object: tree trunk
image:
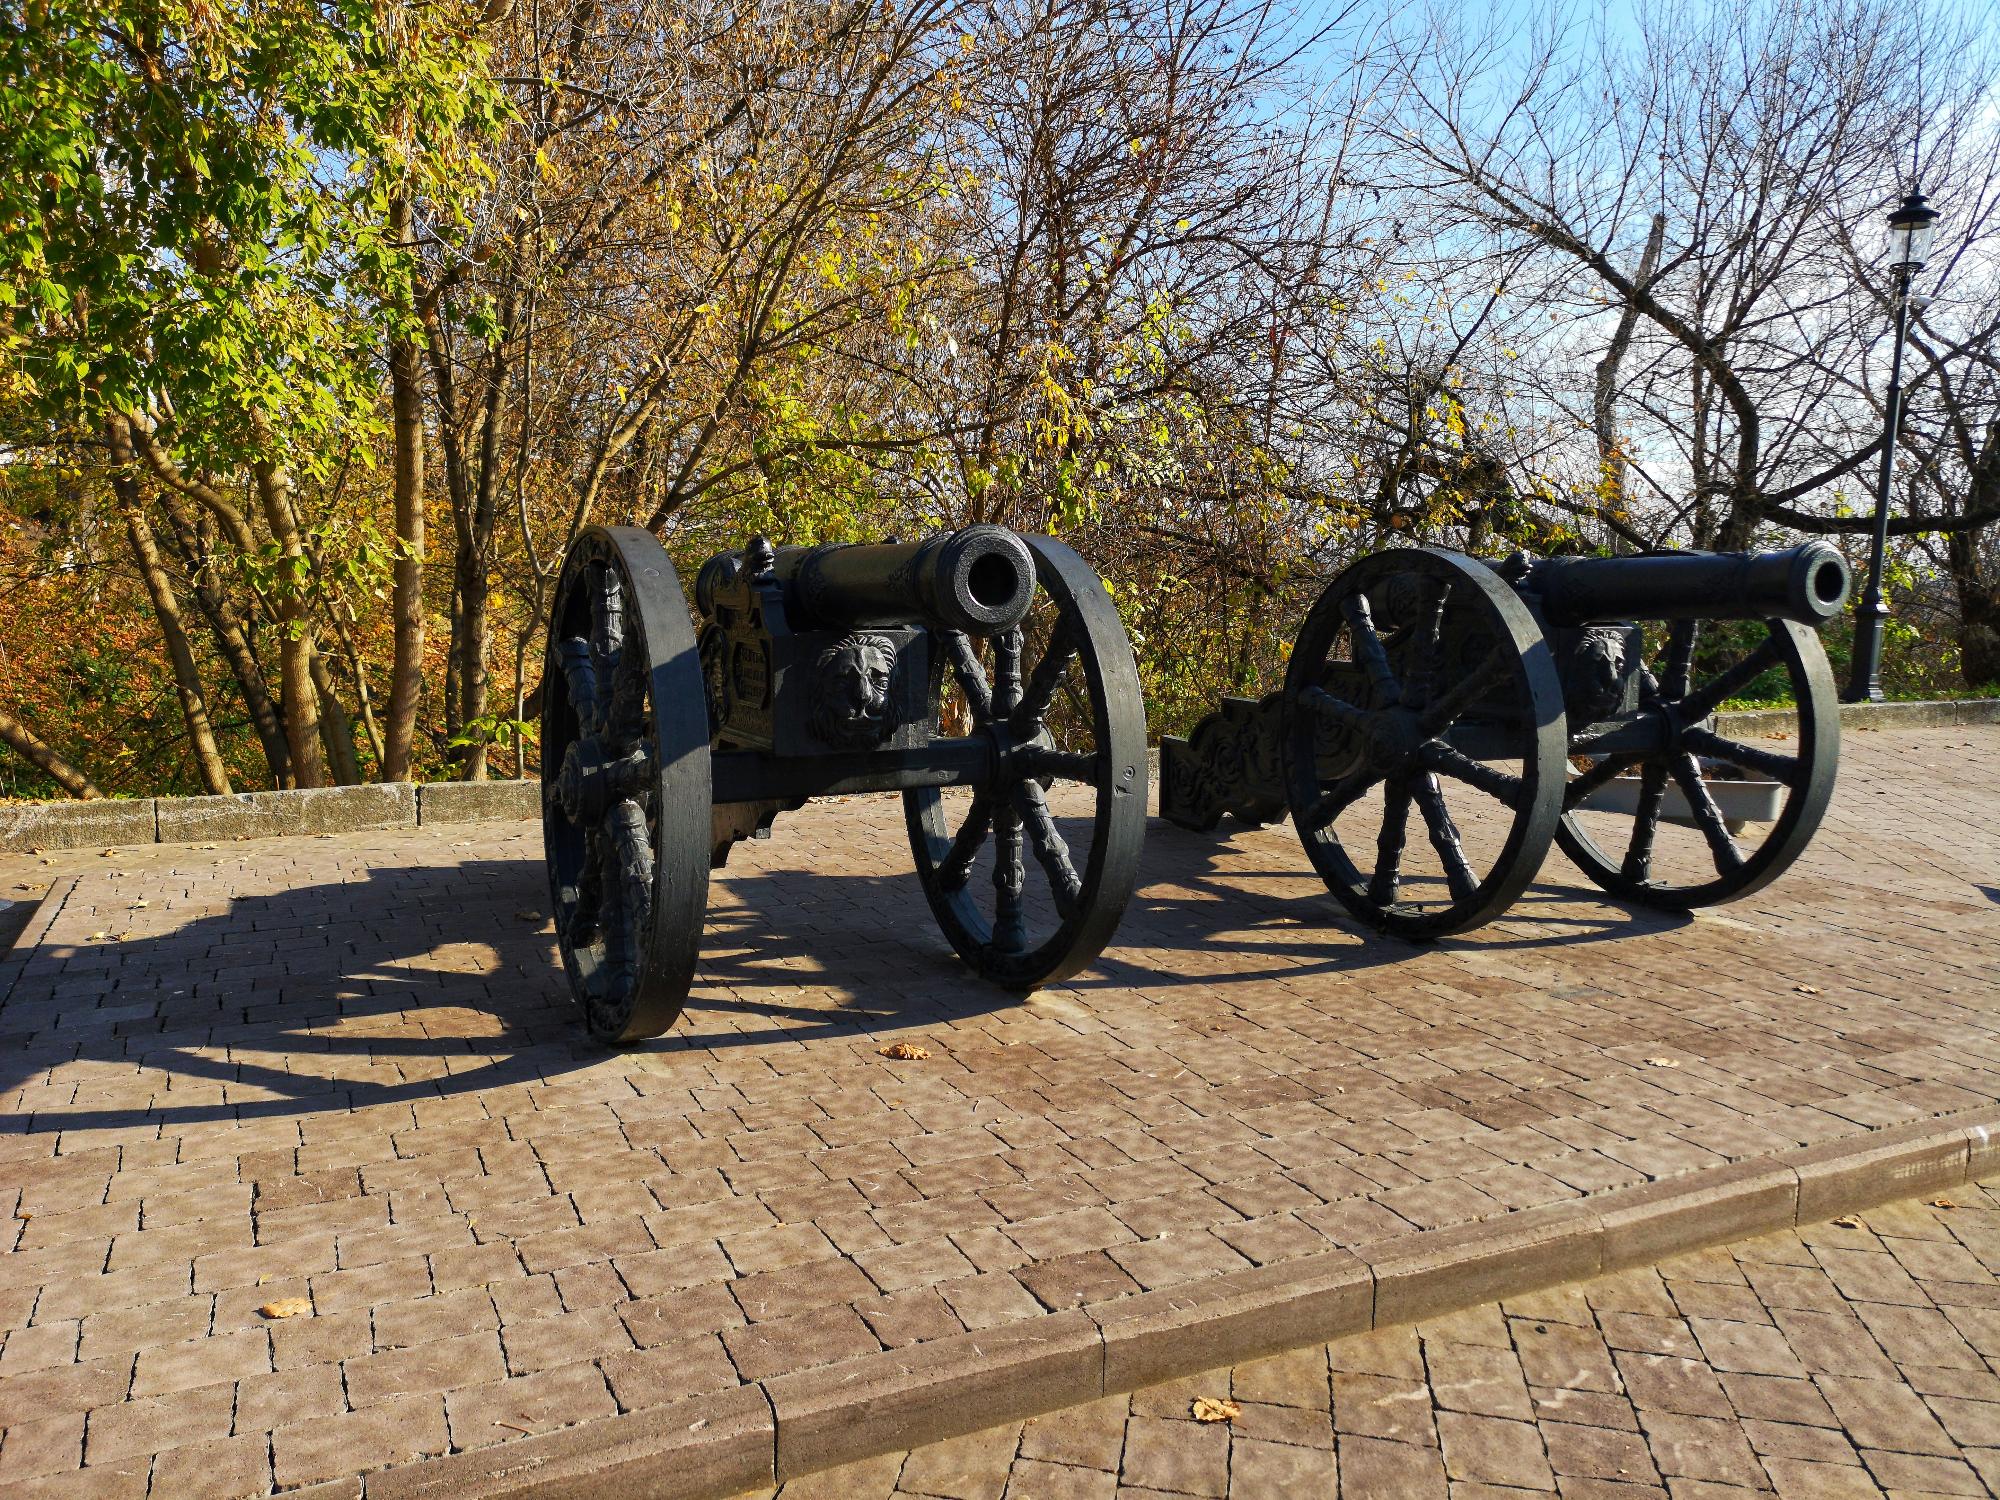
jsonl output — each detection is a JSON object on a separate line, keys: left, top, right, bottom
{"left": 1593, "top": 213, "right": 1666, "bottom": 540}
{"left": 247, "top": 414, "right": 328, "bottom": 788}
{"left": 124, "top": 509, "right": 234, "bottom": 796}
{"left": 106, "top": 418, "right": 233, "bottom": 794}
{"left": 0, "top": 707, "right": 101, "bottom": 799}
{"left": 1951, "top": 422, "right": 2000, "bottom": 690}
{"left": 384, "top": 193, "right": 427, "bottom": 783}
{"left": 453, "top": 550, "right": 492, "bottom": 780}
{"left": 308, "top": 646, "right": 362, "bottom": 784}
{"left": 153, "top": 487, "right": 293, "bottom": 788}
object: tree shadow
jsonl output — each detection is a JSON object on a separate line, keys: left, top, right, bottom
{"left": 0, "top": 860, "right": 599, "bottom": 1134}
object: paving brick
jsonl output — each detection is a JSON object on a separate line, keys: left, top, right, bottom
{"left": 3, "top": 733, "right": 1998, "bottom": 1497}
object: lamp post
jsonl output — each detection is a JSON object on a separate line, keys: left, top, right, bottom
{"left": 1845, "top": 189, "right": 1940, "bottom": 703}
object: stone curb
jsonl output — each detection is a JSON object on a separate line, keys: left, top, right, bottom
{"left": 0, "top": 780, "right": 539, "bottom": 852}
{"left": 326, "top": 1105, "right": 2000, "bottom": 1499}
{"left": 2, "top": 697, "right": 1992, "bottom": 854}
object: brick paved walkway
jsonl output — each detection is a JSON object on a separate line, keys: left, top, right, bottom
{"left": 740, "top": 1182, "right": 2000, "bottom": 1499}
{"left": 0, "top": 725, "right": 1995, "bottom": 1496}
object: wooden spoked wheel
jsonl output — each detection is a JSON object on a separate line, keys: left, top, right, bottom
{"left": 541, "top": 526, "right": 711, "bottom": 1044}
{"left": 1279, "top": 548, "right": 1568, "bottom": 940}
{"left": 905, "top": 535, "right": 1147, "bottom": 988}
{"left": 1557, "top": 618, "right": 1839, "bottom": 909}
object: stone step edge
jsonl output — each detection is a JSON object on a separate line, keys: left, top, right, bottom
{"left": 332, "top": 1106, "right": 2000, "bottom": 1500}
{"left": 5, "top": 697, "right": 1996, "bottom": 854}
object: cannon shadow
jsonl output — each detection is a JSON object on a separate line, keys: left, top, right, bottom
{"left": 0, "top": 814, "right": 1698, "bottom": 1136}
{"left": 1074, "top": 817, "right": 1695, "bottom": 991}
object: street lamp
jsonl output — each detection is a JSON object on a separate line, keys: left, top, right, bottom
{"left": 1845, "top": 189, "right": 1940, "bottom": 702}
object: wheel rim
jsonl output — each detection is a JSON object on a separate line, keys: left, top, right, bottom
{"left": 905, "top": 534, "right": 1147, "bottom": 988}
{"left": 1280, "top": 548, "right": 1567, "bottom": 940}
{"left": 542, "top": 526, "right": 710, "bottom": 1043}
{"left": 1557, "top": 617, "right": 1838, "bottom": 909}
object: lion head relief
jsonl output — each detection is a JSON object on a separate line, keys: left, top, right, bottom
{"left": 809, "top": 632, "right": 899, "bottom": 749}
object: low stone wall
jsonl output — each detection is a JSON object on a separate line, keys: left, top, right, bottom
{"left": 0, "top": 778, "right": 537, "bottom": 852}
{"left": 1, "top": 695, "right": 1995, "bottom": 853}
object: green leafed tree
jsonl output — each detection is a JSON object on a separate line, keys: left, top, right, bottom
{"left": 0, "top": 0, "right": 504, "bottom": 789}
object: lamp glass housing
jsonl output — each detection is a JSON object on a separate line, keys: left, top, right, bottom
{"left": 1887, "top": 193, "right": 1939, "bottom": 271}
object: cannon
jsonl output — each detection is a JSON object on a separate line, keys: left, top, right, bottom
{"left": 1160, "top": 542, "right": 1851, "bottom": 939}
{"left": 542, "top": 524, "right": 1147, "bottom": 1042}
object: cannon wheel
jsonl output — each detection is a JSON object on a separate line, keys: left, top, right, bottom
{"left": 904, "top": 535, "right": 1147, "bottom": 989}
{"left": 542, "top": 526, "right": 711, "bottom": 1044}
{"left": 1279, "top": 548, "right": 1568, "bottom": 940}
{"left": 1557, "top": 618, "right": 1839, "bottom": 909}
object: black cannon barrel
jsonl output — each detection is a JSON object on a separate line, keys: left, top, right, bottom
{"left": 697, "top": 524, "right": 1036, "bottom": 637}
{"left": 1520, "top": 541, "right": 1851, "bottom": 628}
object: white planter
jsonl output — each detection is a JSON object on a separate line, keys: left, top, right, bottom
{"left": 1576, "top": 773, "right": 1784, "bottom": 835}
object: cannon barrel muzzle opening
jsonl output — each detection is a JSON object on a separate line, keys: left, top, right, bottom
{"left": 1523, "top": 541, "right": 1851, "bottom": 627}
{"left": 697, "top": 524, "right": 1037, "bottom": 637}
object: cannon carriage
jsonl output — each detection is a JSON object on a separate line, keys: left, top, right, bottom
{"left": 1160, "top": 542, "right": 1852, "bottom": 938}
{"left": 542, "top": 523, "right": 1147, "bottom": 1042}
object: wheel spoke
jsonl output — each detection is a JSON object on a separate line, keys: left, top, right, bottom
{"left": 590, "top": 568, "right": 625, "bottom": 735}
{"left": 558, "top": 636, "right": 598, "bottom": 739}
{"left": 1418, "top": 643, "right": 1506, "bottom": 735}
{"left": 991, "top": 803, "right": 1027, "bottom": 953}
{"left": 1563, "top": 752, "right": 1645, "bottom": 811}
{"left": 939, "top": 631, "right": 995, "bottom": 725}
{"left": 567, "top": 824, "right": 607, "bottom": 945}
{"left": 1682, "top": 726, "right": 1802, "bottom": 787}
{"left": 1679, "top": 635, "right": 1783, "bottom": 723}
{"left": 1018, "top": 746, "right": 1098, "bottom": 783}
{"left": 1341, "top": 593, "right": 1402, "bottom": 706}
{"left": 1298, "top": 769, "right": 1378, "bottom": 834}
{"left": 1011, "top": 617, "right": 1078, "bottom": 736}
{"left": 603, "top": 635, "right": 649, "bottom": 751}
{"left": 1298, "top": 685, "right": 1369, "bottom": 732}
{"left": 1411, "top": 773, "right": 1480, "bottom": 905}
{"left": 594, "top": 799, "right": 652, "bottom": 1005}
{"left": 1423, "top": 741, "right": 1523, "bottom": 807}
{"left": 1621, "top": 760, "right": 1671, "bottom": 883}
{"left": 992, "top": 624, "right": 1024, "bottom": 716}
{"left": 1369, "top": 777, "right": 1411, "bottom": 907}
{"left": 1670, "top": 753, "right": 1745, "bottom": 874}
{"left": 937, "top": 790, "right": 992, "bottom": 892}
{"left": 1015, "top": 780, "right": 1082, "bottom": 919}
{"left": 1662, "top": 620, "right": 1700, "bottom": 701}
{"left": 1408, "top": 582, "right": 1451, "bottom": 709}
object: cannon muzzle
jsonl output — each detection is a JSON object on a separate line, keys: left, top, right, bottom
{"left": 698, "top": 524, "right": 1036, "bottom": 637}
{"left": 1521, "top": 541, "right": 1850, "bottom": 628}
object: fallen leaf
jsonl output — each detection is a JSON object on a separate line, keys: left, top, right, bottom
{"left": 100, "top": 849, "right": 116, "bottom": 857}
{"left": 515, "top": 910, "right": 542, "bottom": 922}
{"left": 1644, "top": 1057, "right": 1679, "bottom": 1068}
{"left": 1831, "top": 1214, "right": 1862, "bottom": 1229}
{"left": 258, "top": 1297, "right": 313, "bottom": 1320}
{"left": 1191, "top": 1397, "right": 1240, "bottom": 1423}
{"left": 86, "top": 931, "right": 110, "bottom": 941}
{"left": 1793, "top": 984, "right": 1820, "bottom": 995}
{"left": 877, "top": 1042, "right": 931, "bottom": 1061}
{"left": 1932, "top": 1197, "right": 1958, "bottom": 1210}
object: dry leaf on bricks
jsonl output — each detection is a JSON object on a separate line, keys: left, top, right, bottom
{"left": 258, "top": 1297, "right": 313, "bottom": 1320}
{"left": 877, "top": 1042, "right": 932, "bottom": 1061}
{"left": 1191, "top": 1398, "right": 1240, "bottom": 1423}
